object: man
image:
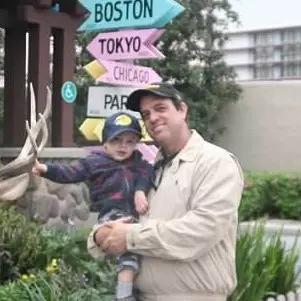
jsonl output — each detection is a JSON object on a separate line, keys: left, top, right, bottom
{"left": 87, "top": 82, "right": 244, "bottom": 301}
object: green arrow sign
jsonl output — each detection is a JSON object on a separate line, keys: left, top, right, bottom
{"left": 77, "top": 0, "right": 185, "bottom": 32}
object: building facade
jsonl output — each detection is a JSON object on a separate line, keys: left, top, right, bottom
{"left": 218, "top": 10, "right": 301, "bottom": 171}
{"left": 224, "top": 26, "right": 301, "bottom": 81}
{"left": 215, "top": 81, "right": 301, "bottom": 172}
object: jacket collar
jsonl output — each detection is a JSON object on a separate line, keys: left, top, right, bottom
{"left": 155, "top": 130, "right": 204, "bottom": 166}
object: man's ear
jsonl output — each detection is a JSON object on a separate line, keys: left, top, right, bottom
{"left": 180, "top": 102, "right": 188, "bottom": 114}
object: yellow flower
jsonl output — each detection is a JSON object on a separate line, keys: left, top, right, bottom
{"left": 46, "top": 258, "right": 59, "bottom": 273}
{"left": 29, "top": 274, "right": 36, "bottom": 281}
{"left": 21, "top": 274, "right": 29, "bottom": 281}
{"left": 46, "top": 265, "right": 55, "bottom": 273}
{"left": 51, "top": 258, "right": 58, "bottom": 267}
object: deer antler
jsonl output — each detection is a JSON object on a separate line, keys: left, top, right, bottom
{"left": 0, "top": 84, "right": 51, "bottom": 179}
{"left": 19, "top": 84, "right": 51, "bottom": 157}
{"left": 0, "top": 83, "right": 51, "bottom": 201}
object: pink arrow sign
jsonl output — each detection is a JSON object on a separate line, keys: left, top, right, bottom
{"left": 97, "top": 60, "right": 162, "bottom": 87}
{"left": 87, "top": 29, "right": 165, "bottom": 61}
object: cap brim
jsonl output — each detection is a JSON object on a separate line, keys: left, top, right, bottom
{"left": 105, "top": 129, "right": 142, "bottom": 142}
{"left": 126, "top": 89, "right": 169, "bottom": 112}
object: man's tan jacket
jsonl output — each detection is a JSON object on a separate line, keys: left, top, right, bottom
{"left": 87, "top": 130, "right": 244, "bottom": 301}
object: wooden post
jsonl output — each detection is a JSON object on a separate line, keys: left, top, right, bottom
{"left": 3, "top": 27, "right": 27, "bottom": 146}
{"left": 27, "top": 23, "right": 51, "bottom": 119}
{"left": 52, "top": 27, "right": 76, "bottom": 146}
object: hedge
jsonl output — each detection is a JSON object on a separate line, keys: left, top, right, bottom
{"left": 239, "top": 172, "right": 301, "bottom": 221}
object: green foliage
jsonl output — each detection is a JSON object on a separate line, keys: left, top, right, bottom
{"left": 0, "top": 206, "right": 299, "bottom": 301}
{"left": 0, "top": 205, "right": 48, "bottom": 282}
{"left": 38, "top": 227, "right": 117, "bottom": 291}
{"left": 0, "top": 268, "right": 114, "bottom": 301}
{"left": 239, "top": 172, "right": 301, "bottom": 221}
{"left": 0, "top": 205, "right": 116, "bottom": 290}
{"left": 228, "top": 221, "right": 300, "bottom": 301}
{"left": 75, "top": 0, "right": 242, "bottom": 142}
{"left": 0, "top": 205, "right": 116, "bottom": 298}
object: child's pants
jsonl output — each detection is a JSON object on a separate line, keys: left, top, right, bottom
{"left": 98, "top": 209, "right": 140, "bottom": 273}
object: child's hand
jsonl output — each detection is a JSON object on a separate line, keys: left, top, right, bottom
{"left": 32, "top": 162, "right": 47, "bottom": 176}
{"left": 134, "top": 190, "right": 149, "bottom": 215}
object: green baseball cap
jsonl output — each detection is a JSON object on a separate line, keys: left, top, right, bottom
{"left": 126, "top": 82, "right": 183, "bottom": 112}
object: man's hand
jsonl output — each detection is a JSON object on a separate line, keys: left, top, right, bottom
{"left": 134, "top": 190, "right": 149, "bottom": 214}
{"left": 94, "top": 225, "right": 112, "bottom": 246}
{"left": 102, "top": 219, "right": 132, "bottom": 255}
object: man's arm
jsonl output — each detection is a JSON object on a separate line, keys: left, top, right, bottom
{"left": 126, "top": 154, "right": 244, "bottom": 262}
{"left": 87, "top": 224, "right": 106, "bottom": 260}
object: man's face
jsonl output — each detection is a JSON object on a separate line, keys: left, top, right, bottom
{"left": 103, "top": 132, "right": 139, "bottom": 161}
{"left": 139, "top": 95, "right": 187, "bottom": 145}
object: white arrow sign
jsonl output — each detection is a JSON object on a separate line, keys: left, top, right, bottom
{"left": 87, "top": 86, "right": 141, "bottom": 118}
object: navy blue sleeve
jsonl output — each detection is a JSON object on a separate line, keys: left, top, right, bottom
{"left": 43, "top": 156, "right": 95, "bottom": 183}
{"left": 135, "top": 160, "right": 154, "bottom": 193}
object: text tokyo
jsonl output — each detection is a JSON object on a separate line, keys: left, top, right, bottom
{"left": 98, "top": 36, "right": 141, "bottom": 54}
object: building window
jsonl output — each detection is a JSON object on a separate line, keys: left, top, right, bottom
{"left": 283, "top": 63, "right": 301, "bottom": 78}
{"left": 282, "top": 29, "right": 301, "bottom": 44}
{"left": 252, "top": 29, "right": 301, "bottom": 80}
{"left": 282, "top": 44, "right": 301, "bottom": 62}
{"left": 254, "top": 47, "right": 274, "bottom": 63}
{"left": 255, "top": 32, "right": 274, "bottom": 46}
{"left": 254, "top": 64, "right": 274, "bottom": 79}
{"left": 223, "top": 27, "right": 301, "bottom": 81}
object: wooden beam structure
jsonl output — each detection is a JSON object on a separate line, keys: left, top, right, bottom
{"left": 0, "top": 0, "right": 86, "bottom": 147}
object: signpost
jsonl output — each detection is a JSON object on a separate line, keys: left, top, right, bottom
{"left": 78, "top": 0, "right": 185, "bottom": 32}
{"left": 96, "top": 60, "right": 162, "bottom": 86}
{"left": 86, "top": 29, "right": 165, "bottom": 61}
{"left": 87, "top": 86, "right": 141, "bottom": 118}
{"left": 79, "top": 118, "right": 103, "bottom": 141}
{"left": 77, "top": 0, "right": 185, "bottom": 143}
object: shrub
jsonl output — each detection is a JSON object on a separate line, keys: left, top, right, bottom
{"left": 0, "top": 205, "right": 116, "bottom": 291}
{"left": 0, "top": 205, "right": 48, "bottom": 282}
{"left": 228, "top": 220, "right": 300, "bottom": 301}
{"left": 39, "top": 227, "right": 117, "bottom": 291}
{"left": 0, "top": 269, "right": 114, "bottom": 301}
{"left": 239, "top": 172, "right": 301, "bottom": 221}
{"left": 1, "top": 200, "right": 300, "bottom": 300}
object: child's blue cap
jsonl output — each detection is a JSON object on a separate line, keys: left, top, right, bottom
{"left": 102, "top": 112, "right": 142, "bottom": 143}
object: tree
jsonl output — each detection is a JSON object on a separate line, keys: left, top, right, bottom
{"left": 73, "top": 32, "right": 98, "bottom": 144}
{"left": 75, "top": 0, "right": 242, "bottom": 142}
{"left": 139, "top": 0, "right": 242, "bottom": 141}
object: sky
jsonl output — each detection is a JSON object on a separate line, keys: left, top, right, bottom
{"left": 228, "top": 0, "right": 301, "bottom": 32}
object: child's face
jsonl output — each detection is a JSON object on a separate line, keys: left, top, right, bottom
{"left": 103, "top": 131, "right": 140, "bottom": 161}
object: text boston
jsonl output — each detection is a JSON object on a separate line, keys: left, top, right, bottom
{"left": 94, "top": 0, "right": 153, "bottom": 22}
